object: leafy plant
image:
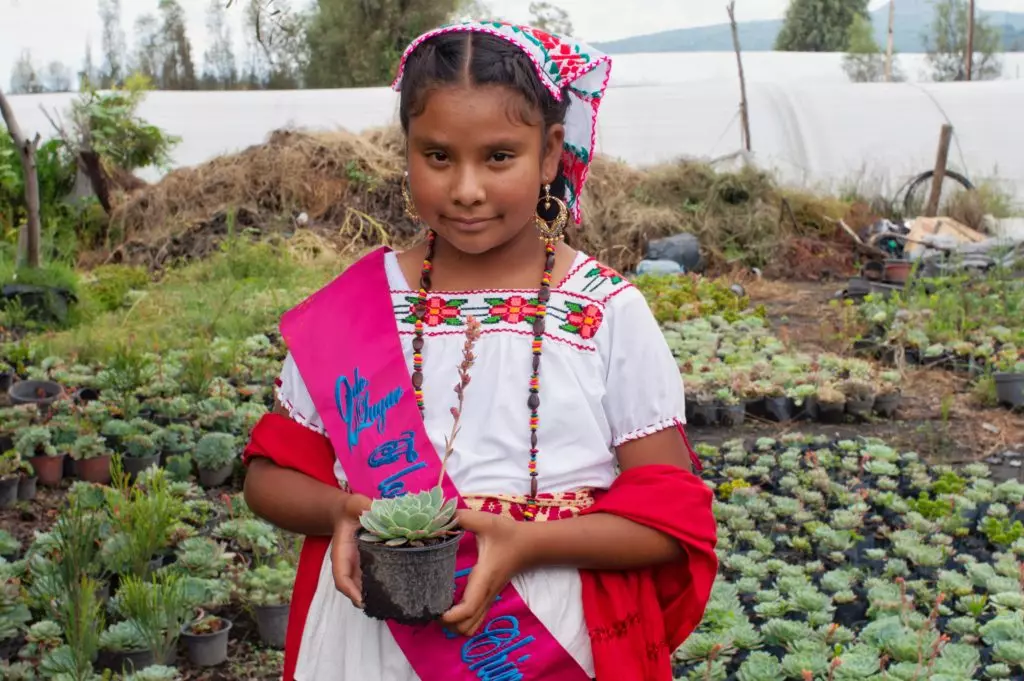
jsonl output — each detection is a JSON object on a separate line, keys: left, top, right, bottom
{"left": 358, "top": 487, "right": 459, "bottom": 548}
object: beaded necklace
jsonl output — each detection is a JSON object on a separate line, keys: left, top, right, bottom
{"left": 411, "top": 229, "right": 556, "bottom": 520}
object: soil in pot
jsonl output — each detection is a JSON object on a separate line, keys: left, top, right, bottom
{"left": 718, "top": 403, "right": 745, "bottom": 427}
{"left": 0, "top": 477, "right": 18, "bottom": 509}
{"left": 198, "top": 463, "right": 234, "bottom": 488}
{"left": 995, "top": 373, "right": 1024, "bottom": 409}
{"left": 764, "top": 396, "right": 794, "bottom": 423}
{"left": 254, "top": 603, "right": 289, "bottom": 649}
{"left": 17, "top": 475, "right": 36, "bottom": 501}
{"left": 873, "top": 392, "right": 902, "bottom": 418}
{"left": 75, "top": 455, "right": 112, "bottom": 485}
{"left": 29, "top": 454, "right": 65, "bottom": 487}
{"left": 358, "top": 531, "right": 462, "bottom": 625}
{"left": 99, "top": 648, "right": 155, "bottom": 674}
{"left": 8, "top": 379, "right": 64, "bottom": 408}
{"left": 181, "top": 619, "right": 232, "bottom": 667}
{"left": 123, "top": 454, "right": 160, "bottom": 480}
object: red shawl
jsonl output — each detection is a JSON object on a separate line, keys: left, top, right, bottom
{"left": 243, "top": 413, "right": 718, "bottom": 681}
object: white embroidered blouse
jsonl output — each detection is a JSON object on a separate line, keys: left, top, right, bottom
{"left": 277, "top": 250, "right": 687, "bottom": 680}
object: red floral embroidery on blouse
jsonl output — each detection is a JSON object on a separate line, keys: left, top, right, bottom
{"left": 484, "top": 295, "right": 539, "bottom": 324}
{"left": 406, "top": 296, "right": 466, "bottom": 327}
{"left": 561, "top": 302, "right": 604, "bottom": 340}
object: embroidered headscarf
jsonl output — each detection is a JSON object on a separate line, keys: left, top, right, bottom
{"left": 392, "top": 20, "right": 613, "bottom": 225}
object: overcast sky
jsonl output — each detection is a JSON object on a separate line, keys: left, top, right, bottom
{"left": 2, "top": 0, "right": 1024, "bottom": 90}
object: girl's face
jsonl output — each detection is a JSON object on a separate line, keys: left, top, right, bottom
{"left": 406, "top": 84, "right": 565, "bottom": 256}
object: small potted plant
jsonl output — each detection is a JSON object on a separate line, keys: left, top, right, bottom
{"left": 70, "top": 433, "right": 112, "bottom": 484}
{"left": 815, "top": 382, "right": 846, "bottom": 424}
{"left": 873, "top": 370, "right": 902, "bottom": 418}
{"left": 17, "top": 459, "right": 36, "bottom": 501}
{"left": 994, "top": 358, "right": 1024, "bottom": 410}
{"left": 121, "top": 433, "right": 160, "bottom": 479}
{"left": 715, "top": 387, "right": 745, "bottom": 427}
{"left": 841, "top": 379, "right": 876, "bottom": 419}
{"left": 15, "top": 426, "right": 64, "bottom": 487}
{"left": 356, "top": 317, "right": 478, "bottom": 624}
{"left": 98, "top": 620, "right": 154, "bottom": 674}
{"left": 194, "top": 433, "right": 237, "bottom": 488}
{"left": 180, "top": 611, "right": 232, "bottom": 667}
{"left": 238, "top": 563, "right": 295, "bottom": 649}
{"left": 0, "top": 451, "right": 21, "bottom": 509}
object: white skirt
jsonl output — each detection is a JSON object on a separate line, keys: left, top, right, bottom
{"left": 294, "top": 542, "right": 596, "bottom": 680}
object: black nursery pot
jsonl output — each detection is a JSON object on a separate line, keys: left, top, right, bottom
{"left": 690, "top": 401, "right": 718, "bottom": 427}
{"left": 764, "top": 396, "right": 794, "bottom": 423}
{"left": 873, "top": 392, "right": 901, "bottom": 418}
{"left": 817, "top": 401, "right": 846, "bottom": 424}
{"left": 717, "top": 403, "right": 745, "bottom": 427}
{"left": 995, "top": 372, "right": 1024, "bottom": 409}
{"left": 358, "top": 532, "right": 462, "bottom": 625}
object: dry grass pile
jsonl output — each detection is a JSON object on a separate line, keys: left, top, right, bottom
{"left": 102, "top": 126, "right": 857, "bottom": 277}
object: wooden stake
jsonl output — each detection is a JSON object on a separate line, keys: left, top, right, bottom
{"left": 885, "top": 0, "right": 896, "bottom": 82}
{"left": 924, "top": 124, "right": 954, "bottom": 218}
{"left": 965, "top": 0, "right": 975, "bottom": 80}
{"left": 727, "top": 1, "right": 751, "bottom": 152}
{"left": 0, "top": 85, "right": 41, "bottom": 268}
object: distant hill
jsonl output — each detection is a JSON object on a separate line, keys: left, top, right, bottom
{"left": 594, "top": 0, "right": 1024, "bottom": 54}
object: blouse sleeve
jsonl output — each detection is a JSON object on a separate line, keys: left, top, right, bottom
{"left": 599, "top": 287, "right": 687, "bottom": 447}
{"left": 275, "top": 352, "right": 327, "bottom": 436}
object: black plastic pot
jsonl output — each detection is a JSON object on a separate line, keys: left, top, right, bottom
{"left": 198, "top": 463, "right": 234, "bottom": 488}
{"left": 254, "top": 603, "right": 289, "bottom": 649}
{"left": 689, "top": 401, "right": 717, "bottom": 426}
{"left": 995, "top": 373, "right": 1024, "bottom": 409}
{"left": 745, "top": 398, "right": 768, "bottom": 420}
{"left": 0, "top": 371, "right": 13, "bottom": 392}
{"left": 873, "top": 392, "right": 902, "bottom": 418}
{"left": 817, "top": 401, "right": 846, "bottom": 424}
{"left": 181, "top": 619, "right": 232, "bottom": 667}
{"left": 1, "top": 283, "right": 76, "bottom": 324}
{"left": 73, "top": 387, "right": 101, "bottom": 403}
{"left": 846, "top": 396, "right": 875, "bottom": 419}
{"left": 0, "top": 477, "right": 17, "bottom": 509}
{"left": 797, "top": 397, "right": 818, "bottom": 421}
{"left": 17, "top": 475, "right": 36, "bottom": 501}
{"left": 718, "top": 403, "right": 745, "bottom": 427}
{"left": 8, "top": 379, "right": 64, "bottom": 408}
{"left": 764, "top": 397, "right": 794, "bottom": 423}
{"left": 99, "top": 648, "right": 155, "bottom": 674}
{"left": 358, "top": 531, "right": 462, "bottom": 625}
{"left": 123, "top": 454, "right": 160, "bottom": 480}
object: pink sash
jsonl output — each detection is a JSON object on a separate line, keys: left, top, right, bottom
{"left": 281, "top": 247, "right": 591, "bottom": 681}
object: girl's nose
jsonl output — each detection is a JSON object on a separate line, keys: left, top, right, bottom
{"left": 450, "top": 165, "right": 486, "bottom": 207}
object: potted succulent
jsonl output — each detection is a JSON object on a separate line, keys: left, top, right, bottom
{"left": 15, "top": 426, "right": 65, "bottom": 487}
{"left": 17, "top": 459, "right": 36, "bottom": 501}
{"left": 238, "top": 563, "right": 295, "bottom": 649}
{"left": 815, "top": 382, "right": 846, "bottom": 424}
{"left": 715, "top": 387, "right": 745, "bottom": 427}
{"left": 873, "top": 370, "right": 903, "bottom": 418}
{"left": 0, "top": 451, "right": 21, "bottom": 509}
{"left": 180, "top": 611, "right": 232, "bottom": 667}
{"left": 71, "top": 433, "right": 113, "bottom": 484}
{"left": 121, "top": 433, "right": 160, "bottom": 479}
{"left": 357, "top": 487, "right": 461, "bottom": 623}
{"left": 98, "top": 620, "right": 154, "bottom": 674}
{"left": 194, "top": 433, "right": 237, "bottom": 488}
{"left": 841, "top": 379, "right": 876, "bottom": 419}
{"left": 994, "top": 359, "right": 1024, "bottom": 409}
{"left": 8, "top": 378, "right": 64, "bottom": 410}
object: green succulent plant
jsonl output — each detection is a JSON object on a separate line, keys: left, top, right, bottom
{"left": 359, "top": 487, "right": 458, "bottom": 547}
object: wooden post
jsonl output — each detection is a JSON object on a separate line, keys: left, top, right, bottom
{"left": 727, "top": 1, "right": 751, "bottom": 152}
{"left": 0, "top": 85, "right": 41, "bottom": 268}
{"left": 965, "top": 0, "right": 975, "bottom": 81}
{"left": 885, "top": 0, "right": 896, "bottom": 82}
{"left": 924, "top": 124, "right": 954, "bottom": 217}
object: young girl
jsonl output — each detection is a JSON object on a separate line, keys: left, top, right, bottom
{"left": 243, "top": 19, "right": 717, "bottom": 681}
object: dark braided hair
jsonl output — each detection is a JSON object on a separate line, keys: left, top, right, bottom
{"left": 399, "top": 31, "right": 571, "bottom": 218}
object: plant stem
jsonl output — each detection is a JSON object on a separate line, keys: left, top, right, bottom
{"left": 438, "top": 315, "right": 482, "bottom": 487}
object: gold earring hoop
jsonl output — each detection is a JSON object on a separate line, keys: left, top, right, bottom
{"left": 402, "top": 171, "right": 419, "bottom": 221}
{"left": 535, "top": 183, "right": 568, "bottom": 245}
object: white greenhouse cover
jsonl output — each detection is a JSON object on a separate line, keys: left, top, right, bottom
{"left": 6, "top": 52, "right": 1024, "bottom": 217}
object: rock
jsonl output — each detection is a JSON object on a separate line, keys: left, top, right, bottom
{"left": 1004, "top": 450, "right": 1023, "bottom": 460}
{"left": 636, "top": 259, "right": 684, "bottom": 275}
{"left": 645, "top": 233, "right": 702, "bottom": 273}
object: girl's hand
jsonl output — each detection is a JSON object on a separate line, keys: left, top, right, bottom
{"left": 332, "top": 493, "right": 373, "bottom": 608}
{"left": 441, "top": 509, "right": 533, "bottom": 636}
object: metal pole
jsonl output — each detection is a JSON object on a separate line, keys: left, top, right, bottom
{"left": 885, "top": 0, "right": 895, "bottom": 82}
{"left": 965, "top": 0, "right": 975, "bottom": 81}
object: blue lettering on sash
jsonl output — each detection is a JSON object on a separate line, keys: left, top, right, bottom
{"left": 378, "top": 462, "right": 428, "bottom": 498}
{"left": 336, "top": 368, "right": 403, "bottom": 450}
{"left": 368, "top": 431, "right": 418, "bottom": 468}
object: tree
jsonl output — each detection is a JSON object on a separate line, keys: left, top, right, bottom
{"left": 203, "top": 0, "right": 239, "bottom": 88}
{"left": 43, "top": 62, "right": 73, "bottom": 93}
{"left": 924, "top": 0, "right": 1002, "bottom": 81}
{"left": 80, "top": 40, "right": 100, "bottom": 90}
{"left": 158, "top": 0, "right": 198, "bottom": 90}
{"left": 775, "top": 0, "right": 869, "bottom": 52}
{"left": 451, "top": 0, "right": 497, "bottom": 21}
{"left": 9, "top": 51, "right": 43, "bottom": 94}
{"left": 304, "top": 0, "right": 459, "bottom": 89}
{"left": 842, "top": 13, "right": 904, "bottom": 82}
{"left": 0, "top": 85, "right": 42, "bottom": 267}
{"left": 529, "top": 2, "right": 573, "bottom": 36}
{"left": 98, "top": 0, "right": 127, "bottom": 87}
{"left": 242, "top": 0, "right": 307, "bottom": 88}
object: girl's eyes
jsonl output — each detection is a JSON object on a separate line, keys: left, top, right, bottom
{"left": 491, "top": 152, "right": 513, "bottom": 163}
{"left": 426, "top": 151, "right": 449, "bottom": 163}
{"left": 423, "top": 152, "right": 514, "bottom": 164}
